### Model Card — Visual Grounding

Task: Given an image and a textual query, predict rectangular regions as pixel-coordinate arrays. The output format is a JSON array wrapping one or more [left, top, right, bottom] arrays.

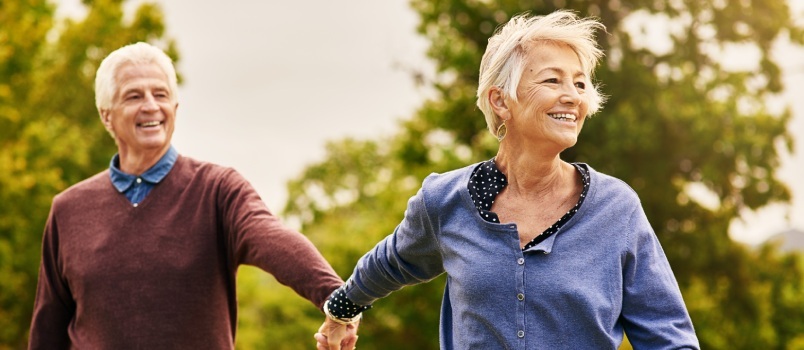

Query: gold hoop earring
[[496, 122, 507, 142]]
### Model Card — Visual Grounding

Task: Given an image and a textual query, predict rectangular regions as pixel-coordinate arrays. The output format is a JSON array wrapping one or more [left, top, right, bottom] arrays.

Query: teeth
[[549, 113, 576, 122], [139, 121, 161, 127]]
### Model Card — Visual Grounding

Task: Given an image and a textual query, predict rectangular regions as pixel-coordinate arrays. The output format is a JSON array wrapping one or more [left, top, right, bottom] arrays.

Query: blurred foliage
[[4, 0, 804, 349], [0, 0, 177, 348], [244, 0, 804, 349]]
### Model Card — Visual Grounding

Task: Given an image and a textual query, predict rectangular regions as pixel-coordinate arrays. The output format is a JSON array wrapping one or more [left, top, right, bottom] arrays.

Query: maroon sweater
[[29, 156, 343, 349]]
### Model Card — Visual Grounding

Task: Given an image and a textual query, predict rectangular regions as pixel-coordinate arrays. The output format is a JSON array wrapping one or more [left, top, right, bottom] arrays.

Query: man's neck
[[118, 146, 170, 175]]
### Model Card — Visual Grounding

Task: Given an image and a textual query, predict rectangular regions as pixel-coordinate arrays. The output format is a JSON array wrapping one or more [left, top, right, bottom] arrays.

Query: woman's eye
[[543, 78, 559, 84], [575, 82, 586, 89]]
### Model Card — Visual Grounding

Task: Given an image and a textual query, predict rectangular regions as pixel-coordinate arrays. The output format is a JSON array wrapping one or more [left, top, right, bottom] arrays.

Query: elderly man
[[28, 42, 355, 349]]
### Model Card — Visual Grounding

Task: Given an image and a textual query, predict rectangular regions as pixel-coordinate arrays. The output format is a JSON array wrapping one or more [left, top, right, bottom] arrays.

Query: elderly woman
[[317, 10, 699, 350]]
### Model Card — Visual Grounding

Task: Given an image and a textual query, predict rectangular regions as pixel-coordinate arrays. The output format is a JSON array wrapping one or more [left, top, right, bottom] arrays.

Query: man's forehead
[[115, 63, 170, 91]]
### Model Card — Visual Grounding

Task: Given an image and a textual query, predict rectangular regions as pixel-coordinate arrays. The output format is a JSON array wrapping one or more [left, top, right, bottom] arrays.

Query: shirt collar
[[109, 146, 179, 193]]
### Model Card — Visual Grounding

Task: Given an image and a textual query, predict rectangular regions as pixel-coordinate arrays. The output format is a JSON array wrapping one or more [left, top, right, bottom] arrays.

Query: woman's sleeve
[[343, 186, 445, 306], [28, 206, 74, 349], [620, 204, 700, 349]]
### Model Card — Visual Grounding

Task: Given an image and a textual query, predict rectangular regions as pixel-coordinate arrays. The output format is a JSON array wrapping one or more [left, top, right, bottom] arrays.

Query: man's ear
[[489, 87, 510, 120], [100, 109, 113, 131]]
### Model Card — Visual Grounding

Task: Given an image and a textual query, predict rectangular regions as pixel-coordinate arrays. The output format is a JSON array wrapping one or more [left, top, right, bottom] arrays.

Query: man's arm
[[29, 208, 74, 349], [218, 168, 343, 308]]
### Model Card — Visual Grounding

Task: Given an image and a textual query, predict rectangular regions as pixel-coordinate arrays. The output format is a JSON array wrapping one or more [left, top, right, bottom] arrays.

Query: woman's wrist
[[324, 284, 371, 323], [324, 301, 362, 325]]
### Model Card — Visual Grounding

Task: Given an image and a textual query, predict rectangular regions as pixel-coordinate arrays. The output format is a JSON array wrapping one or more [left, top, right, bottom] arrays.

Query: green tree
[[255, 0, 804, 349], [0, 0, 177, 347]]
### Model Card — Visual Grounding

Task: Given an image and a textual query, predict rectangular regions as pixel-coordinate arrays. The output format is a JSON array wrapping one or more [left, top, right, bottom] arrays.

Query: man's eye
[[542, 78, 559, 84], [575, 82, 586, 89]]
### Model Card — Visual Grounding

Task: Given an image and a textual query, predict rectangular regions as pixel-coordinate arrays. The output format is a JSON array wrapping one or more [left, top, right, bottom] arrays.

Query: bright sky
[[55, 0, 803, 245]]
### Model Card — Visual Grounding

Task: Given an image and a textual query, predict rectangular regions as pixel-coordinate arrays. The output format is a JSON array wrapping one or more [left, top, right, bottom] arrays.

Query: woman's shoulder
[[581, 163, 642, 204], [412, 162, 482, 211], [421, 162, 480, 191]]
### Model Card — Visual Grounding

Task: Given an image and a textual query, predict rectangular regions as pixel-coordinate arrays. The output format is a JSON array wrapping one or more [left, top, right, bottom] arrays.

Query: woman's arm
[[620, 205, 700, 349]]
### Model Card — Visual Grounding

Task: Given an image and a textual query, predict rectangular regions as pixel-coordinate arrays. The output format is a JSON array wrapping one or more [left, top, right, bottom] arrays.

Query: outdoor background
[[2, 0, 803, 349]]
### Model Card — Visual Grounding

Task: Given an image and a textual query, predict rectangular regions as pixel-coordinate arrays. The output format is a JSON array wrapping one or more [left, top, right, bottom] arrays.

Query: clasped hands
[[314, 316, 359, 350]]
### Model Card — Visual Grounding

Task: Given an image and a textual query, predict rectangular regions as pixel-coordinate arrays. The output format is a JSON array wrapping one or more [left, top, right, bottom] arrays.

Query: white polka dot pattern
[[468, 159, 590, 250]]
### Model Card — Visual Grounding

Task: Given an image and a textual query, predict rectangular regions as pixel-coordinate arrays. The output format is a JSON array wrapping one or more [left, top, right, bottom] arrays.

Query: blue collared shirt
[[109, 146, 178, 206]]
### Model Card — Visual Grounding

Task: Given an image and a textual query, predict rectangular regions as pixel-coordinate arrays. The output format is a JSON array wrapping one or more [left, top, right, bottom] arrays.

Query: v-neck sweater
[[29, 155, 342, 349]]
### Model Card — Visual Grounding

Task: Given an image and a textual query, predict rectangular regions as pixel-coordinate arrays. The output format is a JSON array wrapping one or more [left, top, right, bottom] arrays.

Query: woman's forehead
[[522, 43, 585, 75]]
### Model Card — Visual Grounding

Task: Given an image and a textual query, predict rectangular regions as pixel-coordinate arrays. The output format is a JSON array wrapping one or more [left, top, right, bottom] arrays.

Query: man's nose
[[141, 94, 159, 111]]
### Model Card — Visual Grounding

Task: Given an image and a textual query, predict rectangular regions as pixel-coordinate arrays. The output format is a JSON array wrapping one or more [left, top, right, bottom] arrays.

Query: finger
[[328, 336, 342, 350], [342, 335, 358, 350], [314, 332, 327, 343], [314, 332, 328, 350]]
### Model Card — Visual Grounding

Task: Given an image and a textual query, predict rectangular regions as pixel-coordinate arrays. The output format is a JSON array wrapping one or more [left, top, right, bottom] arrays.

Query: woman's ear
[[489, 87, 510, 120]]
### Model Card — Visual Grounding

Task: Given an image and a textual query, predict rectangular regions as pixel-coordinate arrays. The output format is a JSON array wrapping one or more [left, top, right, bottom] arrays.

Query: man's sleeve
[[218, 169, 342, 309], [29, 206, 74, 349]]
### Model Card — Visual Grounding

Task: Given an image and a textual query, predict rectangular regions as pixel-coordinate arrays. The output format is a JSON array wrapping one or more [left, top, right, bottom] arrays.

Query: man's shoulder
[[55, 170, 111, 202], [174, 155, 233, 175], [163, 156, 256, 202]]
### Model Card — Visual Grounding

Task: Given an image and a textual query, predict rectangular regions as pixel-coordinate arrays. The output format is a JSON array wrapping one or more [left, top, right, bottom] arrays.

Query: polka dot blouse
[[468, 159, 590, 250]]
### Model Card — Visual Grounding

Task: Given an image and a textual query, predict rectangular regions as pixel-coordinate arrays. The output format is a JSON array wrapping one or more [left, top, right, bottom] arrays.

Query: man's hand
[[314, 316, 359, 350]]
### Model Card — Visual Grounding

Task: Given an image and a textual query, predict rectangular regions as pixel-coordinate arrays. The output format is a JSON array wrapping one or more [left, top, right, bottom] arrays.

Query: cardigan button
[[517, 330, 525, 338]]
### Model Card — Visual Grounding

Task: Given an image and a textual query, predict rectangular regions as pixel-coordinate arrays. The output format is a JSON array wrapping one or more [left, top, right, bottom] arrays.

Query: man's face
[[102, 62, 177, 157]]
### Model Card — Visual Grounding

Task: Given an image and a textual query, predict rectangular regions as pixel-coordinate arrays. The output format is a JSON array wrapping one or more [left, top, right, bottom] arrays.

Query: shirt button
[[517, 293, 525, 301], [133, 203, 138, 208], [136, 178, 142, 184], [517, 330, 525, 338], [517, 258, 525, 265]]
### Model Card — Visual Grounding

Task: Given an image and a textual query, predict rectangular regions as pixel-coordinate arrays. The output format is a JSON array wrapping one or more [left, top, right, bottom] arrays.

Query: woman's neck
[[495, 144, 573, 199]]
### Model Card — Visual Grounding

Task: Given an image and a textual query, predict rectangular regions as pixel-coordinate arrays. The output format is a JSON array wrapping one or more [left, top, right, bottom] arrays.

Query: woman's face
[[504, 42, 590, 153]]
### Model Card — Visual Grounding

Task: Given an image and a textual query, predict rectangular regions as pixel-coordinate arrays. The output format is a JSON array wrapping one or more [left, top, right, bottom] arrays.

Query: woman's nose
[[559, 83, 582, 105]]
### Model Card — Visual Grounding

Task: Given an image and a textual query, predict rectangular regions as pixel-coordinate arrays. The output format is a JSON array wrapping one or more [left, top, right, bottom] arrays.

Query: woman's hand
[[314, 317, 359, 350]]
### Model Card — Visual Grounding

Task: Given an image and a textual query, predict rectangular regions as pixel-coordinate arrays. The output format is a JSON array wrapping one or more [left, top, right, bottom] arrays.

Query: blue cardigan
[[345, 163, 699, 349]]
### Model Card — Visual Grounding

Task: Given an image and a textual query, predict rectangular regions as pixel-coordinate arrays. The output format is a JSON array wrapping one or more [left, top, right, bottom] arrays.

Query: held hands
[[314, 316, 359, 350]]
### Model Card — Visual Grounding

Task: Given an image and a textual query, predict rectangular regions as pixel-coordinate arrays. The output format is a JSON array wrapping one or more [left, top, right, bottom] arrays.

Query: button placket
[[515, 253, 526, 343]]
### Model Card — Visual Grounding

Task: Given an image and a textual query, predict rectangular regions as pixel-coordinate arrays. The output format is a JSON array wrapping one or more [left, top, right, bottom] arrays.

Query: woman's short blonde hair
[[94, 42, 178, 113], [476, 10, 606, 138]]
